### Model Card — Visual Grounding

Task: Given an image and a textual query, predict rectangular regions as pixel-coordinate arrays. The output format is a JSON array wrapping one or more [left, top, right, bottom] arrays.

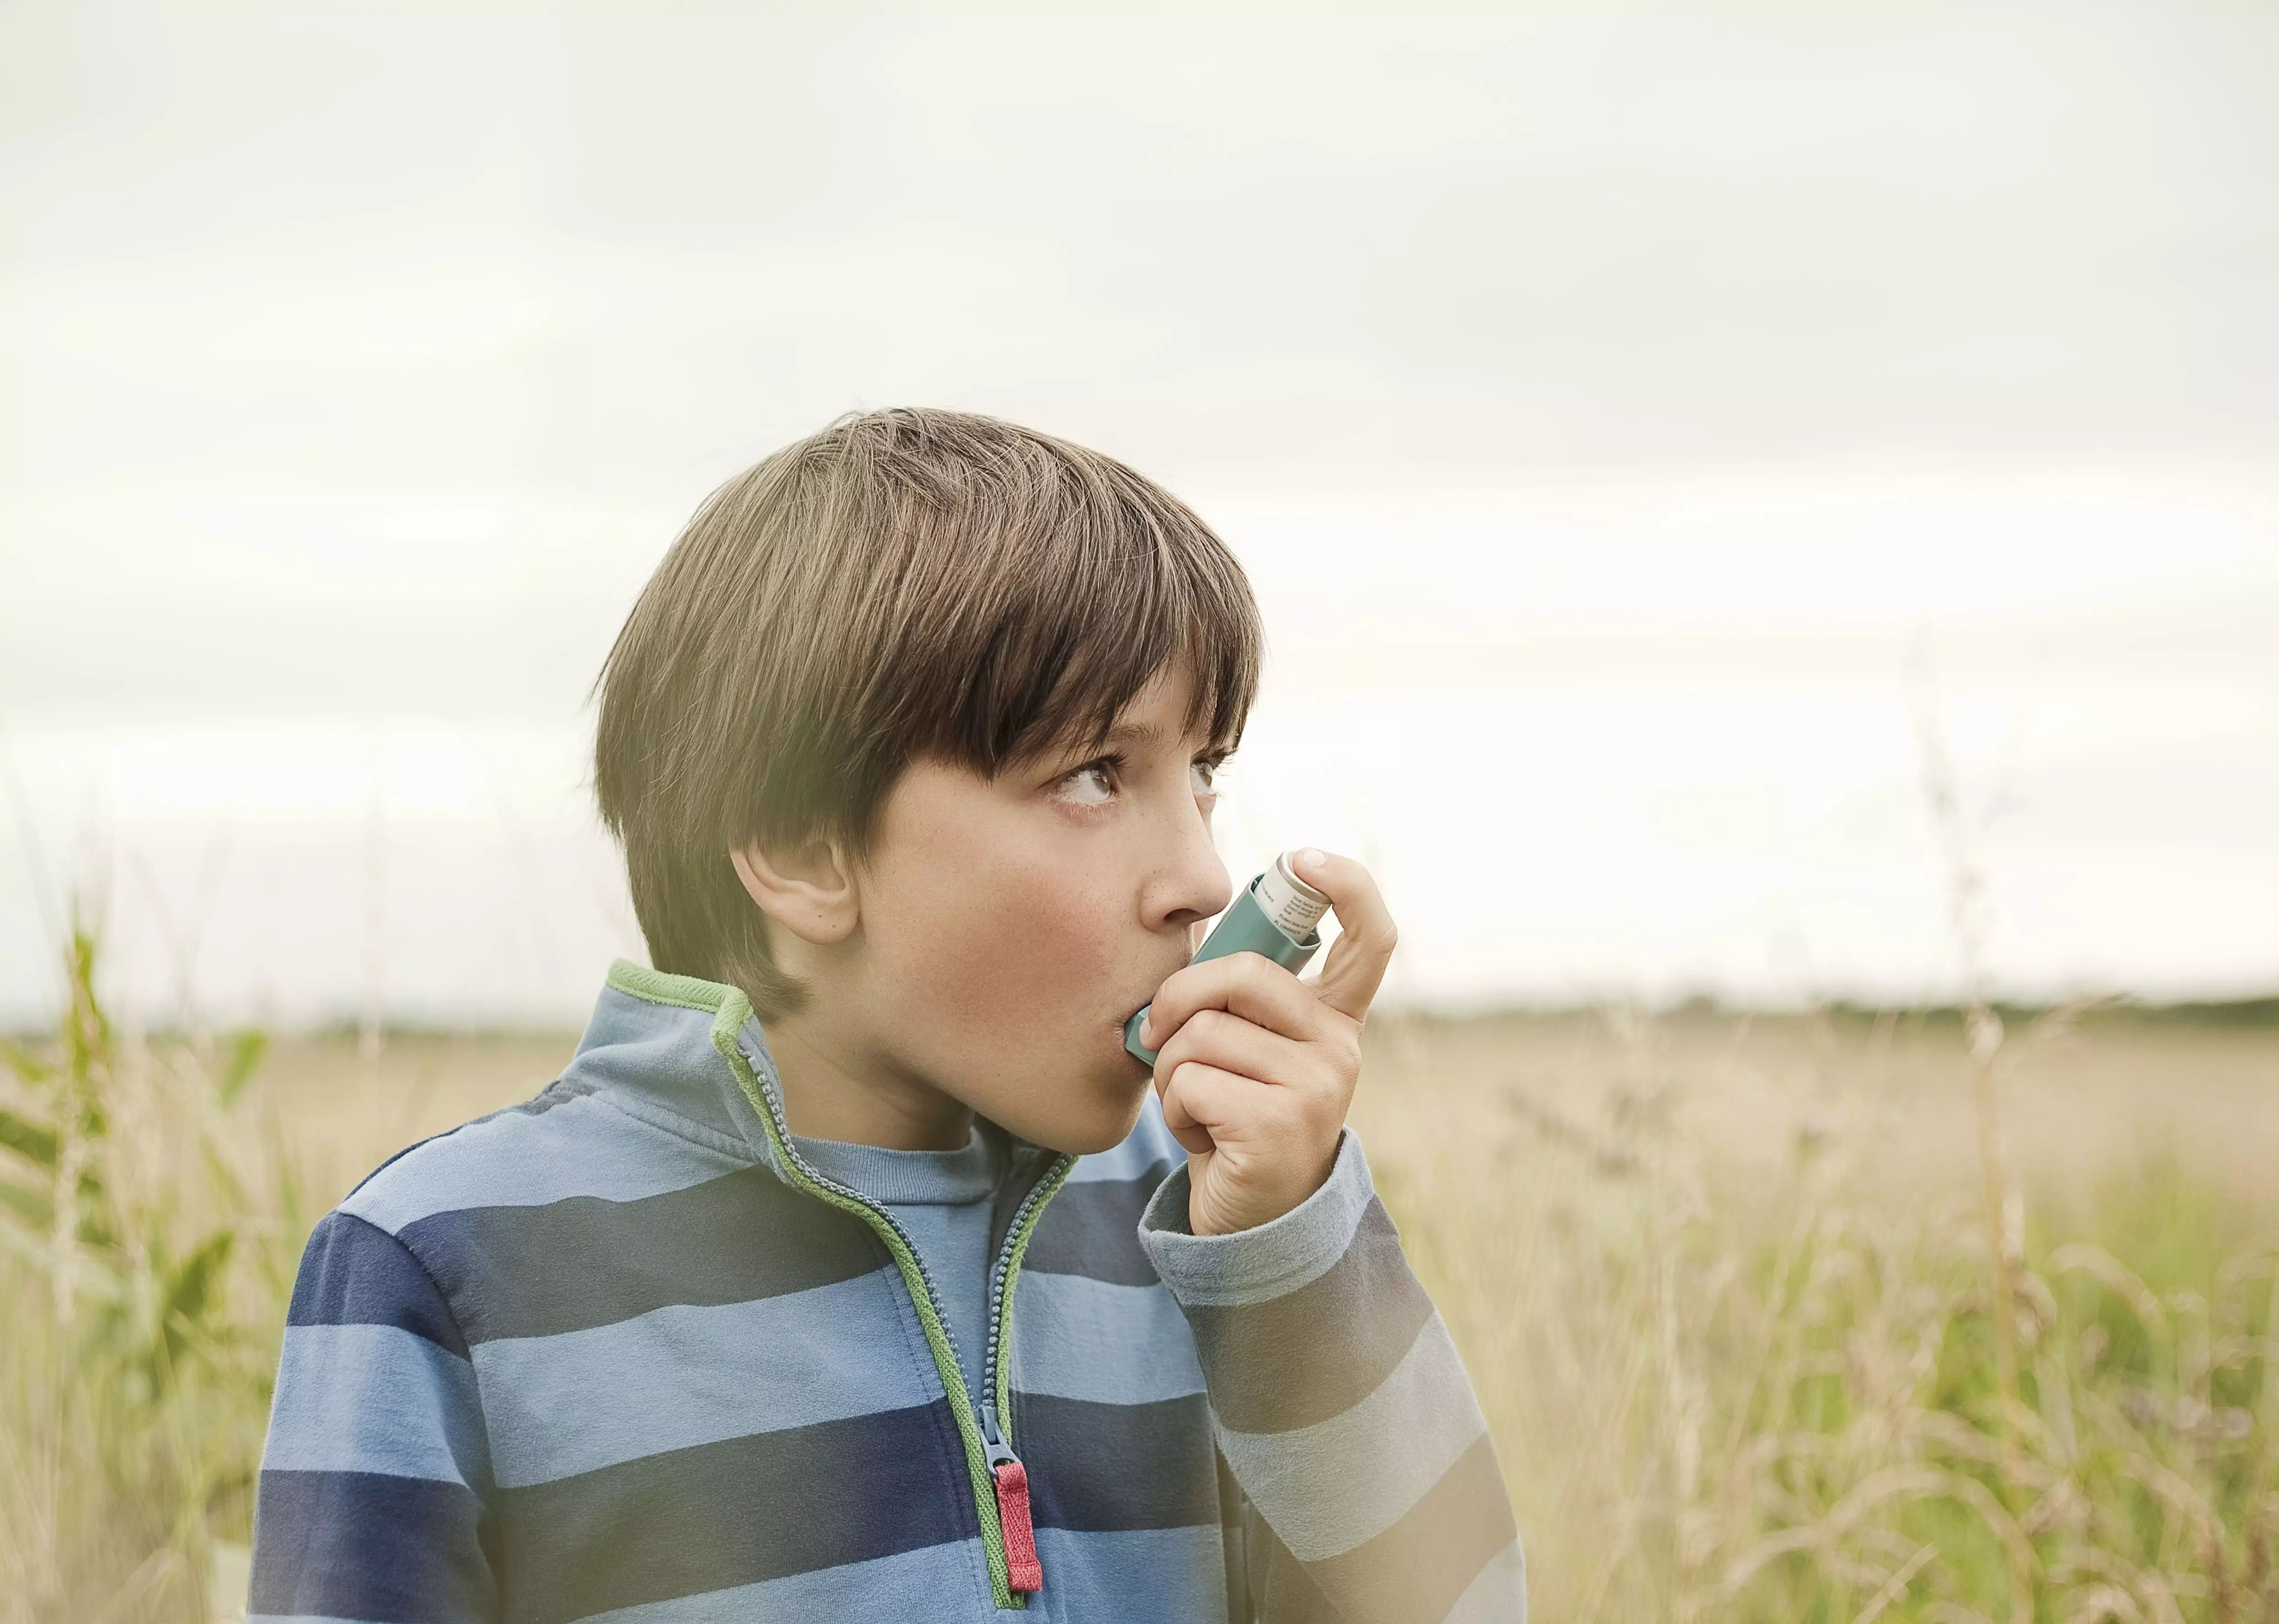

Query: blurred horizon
[[5, 0, 2276, 1030]]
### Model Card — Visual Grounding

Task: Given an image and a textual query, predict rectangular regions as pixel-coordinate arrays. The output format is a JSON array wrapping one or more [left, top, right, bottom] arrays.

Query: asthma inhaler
[[1124, 849, 1332, 1067]]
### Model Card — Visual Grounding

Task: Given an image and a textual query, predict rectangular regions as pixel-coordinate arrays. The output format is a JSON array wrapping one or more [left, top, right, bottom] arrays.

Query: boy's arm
[[1135, 851, 1523, 1622], [1141, 1131, 1524, 1624], [249, 1209, 497, 1623]]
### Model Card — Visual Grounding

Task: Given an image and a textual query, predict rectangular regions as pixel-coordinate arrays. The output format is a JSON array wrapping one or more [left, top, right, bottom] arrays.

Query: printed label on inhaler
[[1252, 849, 1331, 942], [1123, 850, 1330, 1067]]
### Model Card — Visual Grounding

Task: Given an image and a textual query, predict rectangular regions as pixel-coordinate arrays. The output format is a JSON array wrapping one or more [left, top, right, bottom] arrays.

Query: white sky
[[3, 0, 2276, 1026]]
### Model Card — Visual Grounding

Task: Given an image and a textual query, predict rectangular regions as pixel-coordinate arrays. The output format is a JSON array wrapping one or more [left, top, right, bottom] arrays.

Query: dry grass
[[1354, 1005, 2279, 1623], [4, 956, 2275, 1621]]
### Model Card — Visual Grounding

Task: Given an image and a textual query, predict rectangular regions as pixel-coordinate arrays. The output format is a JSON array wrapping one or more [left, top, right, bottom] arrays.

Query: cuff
[[1137, 1129, 1377, 1308]]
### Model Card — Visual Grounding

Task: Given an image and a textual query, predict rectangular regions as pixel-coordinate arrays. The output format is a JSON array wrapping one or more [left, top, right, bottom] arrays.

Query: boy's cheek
[[938, 857, 1126, 994], [879, 881, 1129, 1055], [857, 801, 1158, 1141], [925, 929, 1158, 1148], [910, 888, 1120, 1013]]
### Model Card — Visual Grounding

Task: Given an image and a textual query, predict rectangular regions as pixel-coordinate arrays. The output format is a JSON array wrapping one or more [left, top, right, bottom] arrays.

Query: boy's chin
[[1003, 1072, 1151, 1158]]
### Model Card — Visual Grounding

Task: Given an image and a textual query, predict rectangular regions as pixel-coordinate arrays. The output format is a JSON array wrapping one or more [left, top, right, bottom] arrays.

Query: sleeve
[[248, 1209, 498, 1623], [1138, 1132, 1526, 1624]]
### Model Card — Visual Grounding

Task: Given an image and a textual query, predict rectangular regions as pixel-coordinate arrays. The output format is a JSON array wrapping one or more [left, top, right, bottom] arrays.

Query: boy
[[249, 409, 1524, 1622]]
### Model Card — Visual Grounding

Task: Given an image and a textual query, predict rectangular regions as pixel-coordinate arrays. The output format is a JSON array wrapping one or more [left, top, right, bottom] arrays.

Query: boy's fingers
[[1153, 1091, 1217, 1157], [1157, 1060, 1252, 1142], [1143, 950, 1322, 1049], [1151, 1007, 1305, 1093], [1289, 848, 1397, 1025]]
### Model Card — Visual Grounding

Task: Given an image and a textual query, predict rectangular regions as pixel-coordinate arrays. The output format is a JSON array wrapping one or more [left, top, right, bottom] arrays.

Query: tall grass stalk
[[1909, 648, 2030, 1595], [0, 903, 287, 1623]]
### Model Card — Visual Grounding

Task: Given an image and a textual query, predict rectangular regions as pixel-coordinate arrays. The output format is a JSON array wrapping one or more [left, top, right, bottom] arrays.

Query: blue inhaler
[[1124, 849, 1332, 1067]]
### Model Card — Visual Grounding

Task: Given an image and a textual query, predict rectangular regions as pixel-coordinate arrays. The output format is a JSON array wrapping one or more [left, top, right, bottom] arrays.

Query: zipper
[[977, 1149, 1073, 1598], [732, 1039, 1072, 1609]]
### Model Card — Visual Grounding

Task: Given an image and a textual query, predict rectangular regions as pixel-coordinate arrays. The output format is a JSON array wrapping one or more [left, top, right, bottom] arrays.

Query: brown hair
[[593, 407, 1263, 1018]]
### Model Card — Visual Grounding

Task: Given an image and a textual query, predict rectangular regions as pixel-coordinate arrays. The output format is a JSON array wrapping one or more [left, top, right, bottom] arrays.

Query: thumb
[[1289, 848, 1397, 1024]]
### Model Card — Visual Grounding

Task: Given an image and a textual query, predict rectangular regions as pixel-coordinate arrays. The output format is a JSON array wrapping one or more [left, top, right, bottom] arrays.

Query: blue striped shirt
[[248, 960, 1524, 1621]]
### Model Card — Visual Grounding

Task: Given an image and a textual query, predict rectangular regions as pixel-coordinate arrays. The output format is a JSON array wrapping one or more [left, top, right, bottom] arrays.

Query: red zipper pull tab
[[982, 1403, 1042, 1595], [993, 1459, 1043, 1595]]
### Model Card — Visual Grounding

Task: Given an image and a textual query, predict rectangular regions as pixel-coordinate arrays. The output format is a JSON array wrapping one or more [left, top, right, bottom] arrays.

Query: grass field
[[3, 939, 2275, 1621]]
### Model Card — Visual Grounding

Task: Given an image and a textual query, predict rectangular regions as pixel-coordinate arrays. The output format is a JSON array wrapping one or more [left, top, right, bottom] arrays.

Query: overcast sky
[[3, 0, 2275, 1025]]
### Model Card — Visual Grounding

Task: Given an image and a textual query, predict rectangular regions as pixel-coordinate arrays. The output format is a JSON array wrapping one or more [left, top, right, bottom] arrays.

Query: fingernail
[[1300, 847, 1327, 873]]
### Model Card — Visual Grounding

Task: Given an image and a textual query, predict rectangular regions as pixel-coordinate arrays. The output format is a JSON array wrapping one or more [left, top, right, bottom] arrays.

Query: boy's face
[[847, 667, 1235, 1154]]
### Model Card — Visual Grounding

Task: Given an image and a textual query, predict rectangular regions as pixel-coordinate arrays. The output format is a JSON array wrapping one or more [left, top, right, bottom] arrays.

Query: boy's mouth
[[1110, 966, 1183, 1030]]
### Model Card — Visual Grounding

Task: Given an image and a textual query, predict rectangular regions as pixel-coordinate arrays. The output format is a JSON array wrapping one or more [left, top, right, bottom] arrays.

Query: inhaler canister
[[1123, 850, 1332, 1067]]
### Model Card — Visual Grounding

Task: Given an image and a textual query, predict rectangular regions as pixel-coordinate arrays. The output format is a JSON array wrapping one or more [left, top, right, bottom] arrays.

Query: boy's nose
[[1143, 796, 1233, 937]]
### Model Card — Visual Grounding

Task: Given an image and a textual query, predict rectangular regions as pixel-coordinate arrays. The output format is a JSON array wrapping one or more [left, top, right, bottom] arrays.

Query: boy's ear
[[730, 834, 861, 946]]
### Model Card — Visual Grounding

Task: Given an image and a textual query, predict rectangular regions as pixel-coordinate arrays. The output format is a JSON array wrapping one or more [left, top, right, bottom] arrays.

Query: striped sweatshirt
[[249, 960, 1525, 1623]]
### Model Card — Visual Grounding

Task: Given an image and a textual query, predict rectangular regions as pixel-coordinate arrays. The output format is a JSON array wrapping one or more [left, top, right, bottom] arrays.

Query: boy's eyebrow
[[1044, 717, 1223, 761], [1101, 720, 1232, 753]]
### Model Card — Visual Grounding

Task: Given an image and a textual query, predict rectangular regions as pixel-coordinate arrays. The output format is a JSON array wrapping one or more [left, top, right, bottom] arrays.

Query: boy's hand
[[1137, 849, 1397, 1236]]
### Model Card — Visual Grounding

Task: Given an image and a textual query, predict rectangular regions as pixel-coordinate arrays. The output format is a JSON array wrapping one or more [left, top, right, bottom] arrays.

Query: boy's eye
[[1190, 758, 1223, 797], [1060, 763, 1115, 806]]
